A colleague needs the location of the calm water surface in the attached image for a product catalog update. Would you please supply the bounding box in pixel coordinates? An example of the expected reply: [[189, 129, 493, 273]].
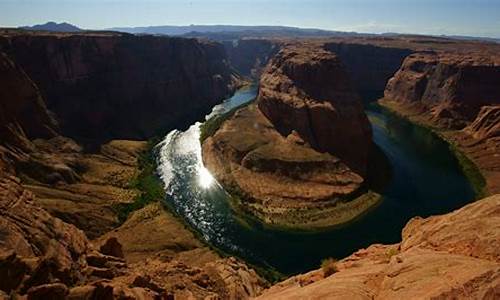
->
[[156, 86, 475, 275]]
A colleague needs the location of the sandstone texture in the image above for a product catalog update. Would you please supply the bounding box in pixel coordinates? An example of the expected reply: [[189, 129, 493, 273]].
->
[[0, 31, 266, 299], [0, 31, 238, 143], [258, 44, 372, 174], [202, 44, 378, 229], [380, 51, 500, 194], [256, 194, 500, 300], [383, 52, 500, 129]]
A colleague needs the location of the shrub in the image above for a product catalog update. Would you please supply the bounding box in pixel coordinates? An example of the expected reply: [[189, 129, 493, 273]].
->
[[385, 247, 399, 260], [116, 141, 165, 223], [321, 258, 338, 277]]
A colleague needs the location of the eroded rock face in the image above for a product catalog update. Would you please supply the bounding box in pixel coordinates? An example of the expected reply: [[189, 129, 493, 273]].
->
[[203, 44, 378, 229], [384, 52, 500, 129], [256, 194, 500, 300], [0, 52, 58, 173], [464, 105, 500, 141], [323, 42, 413, 100], [257, 44, 372, 174], [0, 32, 237, 142], [224, 38, 280, 77]]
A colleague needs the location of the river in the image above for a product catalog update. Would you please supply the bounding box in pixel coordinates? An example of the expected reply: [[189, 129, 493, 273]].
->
[[156, 85, 475, 275]]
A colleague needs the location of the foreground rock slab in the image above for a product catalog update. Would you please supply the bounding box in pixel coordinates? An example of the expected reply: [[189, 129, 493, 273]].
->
[[256, 194, 500, 300]]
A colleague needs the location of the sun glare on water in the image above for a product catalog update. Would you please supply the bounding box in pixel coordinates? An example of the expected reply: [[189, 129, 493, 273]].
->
[[198, 165, 214, 189]]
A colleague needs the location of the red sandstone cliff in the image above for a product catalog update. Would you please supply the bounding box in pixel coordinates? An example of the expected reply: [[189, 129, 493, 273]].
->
[[383, 52, 500, 129], [202, 43, 378, 229], [224, 38, 280, 77], [380, 51, 500, 194], [0, 31, 238, 143], [258, 43, 372, 174]]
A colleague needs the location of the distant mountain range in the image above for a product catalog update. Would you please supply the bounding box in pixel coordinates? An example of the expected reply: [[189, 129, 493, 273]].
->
[[110, 24, 364, 38], [20, 22, 82, 32], [17, 22, 499, 44]]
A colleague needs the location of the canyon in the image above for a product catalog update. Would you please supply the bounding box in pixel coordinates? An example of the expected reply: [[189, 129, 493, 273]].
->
[[0, 30, 266, 299], [202, 43, 381, 229], [0, 27, 499, 300]]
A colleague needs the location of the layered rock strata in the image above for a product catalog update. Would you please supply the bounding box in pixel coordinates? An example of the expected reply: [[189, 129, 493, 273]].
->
[[256, 194, 500, 300], [0, 31, 266, 299], [202, 44, 378, 229], [0, 31, 238, 143], [382, 52, 500, 129], [380, 52, 500, 194]]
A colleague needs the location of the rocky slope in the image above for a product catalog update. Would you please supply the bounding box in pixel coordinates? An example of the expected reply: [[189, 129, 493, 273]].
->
[[256, 194, 500, 300], [380, 51, 500, 194], [0, 31, 266, 299], [0, 31, 239, 143], [202, 43, 379, 229]]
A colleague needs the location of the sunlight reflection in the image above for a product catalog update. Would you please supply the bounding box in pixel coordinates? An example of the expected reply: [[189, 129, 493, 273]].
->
[[198, 165, 214, 189]]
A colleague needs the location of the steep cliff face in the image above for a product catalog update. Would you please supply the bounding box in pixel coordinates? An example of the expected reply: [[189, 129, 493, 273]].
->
[[224, 38, 280, 77], [464, 105, 500, 141], [383, 52, 500, 129], [324, 42, 413, 101], [0, 32, 267, 299], [258, 44, 372, 174], [380, 51, 500, 194], [0, 52, 57, 142], [202, 44, 379, 229], [257, 194, 500, 300], [0, 32, 237, 143], [0, 51, 58, 174]]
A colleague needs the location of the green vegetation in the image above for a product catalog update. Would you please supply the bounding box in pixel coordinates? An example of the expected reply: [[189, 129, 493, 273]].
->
[[321, 258, 338, 277], [449, 143, 487, 198], [199, 98, 255, 143], [377, 101, 488, 199], [116, 139, 165, 223], [385, 247, 400, 261]]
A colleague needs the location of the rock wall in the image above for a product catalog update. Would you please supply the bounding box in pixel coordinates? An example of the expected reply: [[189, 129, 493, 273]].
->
[[0, 32, 237, 143], [257, 194, 500, 300], [383, 52, 500, 129], [323, 42, 413, 101], [257, 43, 372, 174], [224, 38, 280, 77], [0, 52, 58, 173]]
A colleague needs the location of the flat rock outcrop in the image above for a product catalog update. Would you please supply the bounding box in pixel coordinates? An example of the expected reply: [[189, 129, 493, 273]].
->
[[202, 44, 378, 229], [256, 194, 500, 300]]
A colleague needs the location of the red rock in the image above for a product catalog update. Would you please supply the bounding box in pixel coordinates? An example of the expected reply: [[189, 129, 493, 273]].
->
[[0, 32, 238, 142], [257, 194, 500, 300], [27, 283, 68, 300], [99, 237, 125, 259], [384, 52, 500, 129], [257, 43, 372, 174]]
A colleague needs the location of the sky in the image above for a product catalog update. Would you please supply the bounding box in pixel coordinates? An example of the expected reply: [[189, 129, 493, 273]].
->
[[1, 0, 499, 38]]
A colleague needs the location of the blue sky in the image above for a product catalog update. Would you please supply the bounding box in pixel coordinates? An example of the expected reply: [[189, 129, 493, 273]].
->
[[1, 0, 499, 38]]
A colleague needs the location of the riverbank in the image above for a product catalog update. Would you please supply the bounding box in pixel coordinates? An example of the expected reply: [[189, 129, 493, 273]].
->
[[201, 102, 392, 232], [378, 99, 491, 197]]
